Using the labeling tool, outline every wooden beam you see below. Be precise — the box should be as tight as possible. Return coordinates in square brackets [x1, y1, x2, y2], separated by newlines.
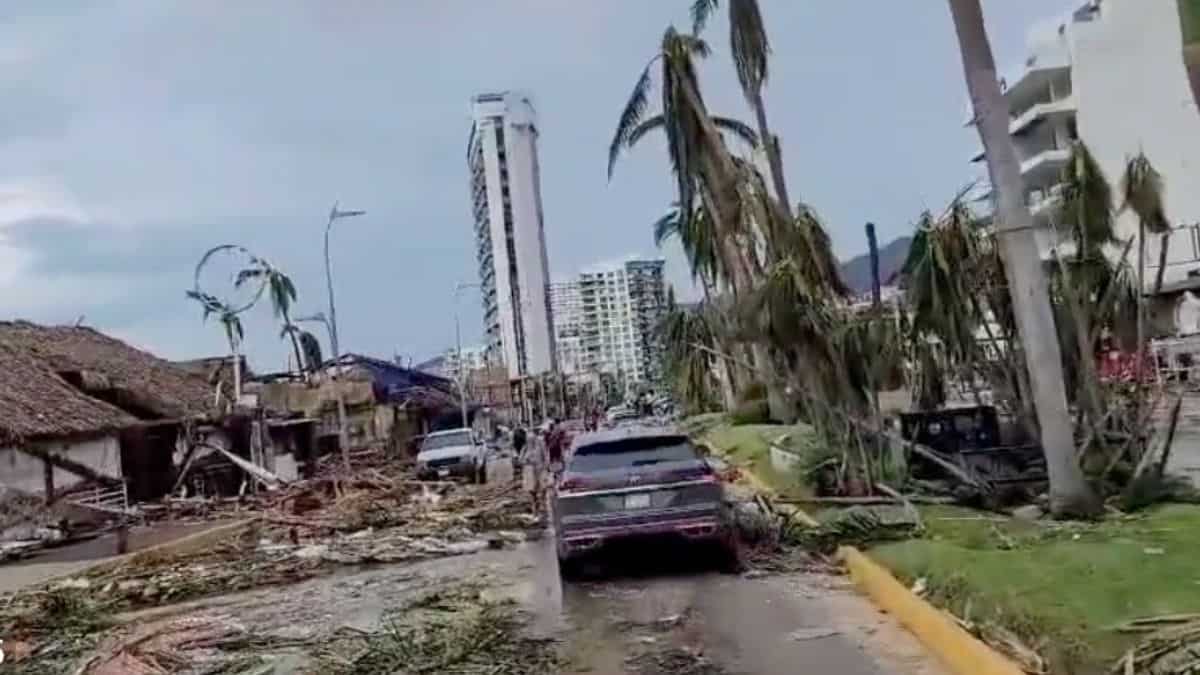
[17, 444, 122, 489]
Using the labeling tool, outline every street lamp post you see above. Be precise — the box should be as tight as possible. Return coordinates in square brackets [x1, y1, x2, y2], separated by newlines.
[318, 201, 365, 471]
[453, 282, 481, 430]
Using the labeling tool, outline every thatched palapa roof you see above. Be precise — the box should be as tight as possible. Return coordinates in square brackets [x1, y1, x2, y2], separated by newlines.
[0, 321, 217, 432]
[0, 341, 137, 445]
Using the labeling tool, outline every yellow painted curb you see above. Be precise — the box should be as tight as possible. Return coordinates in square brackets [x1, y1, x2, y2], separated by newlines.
[838, 546, 1024, 675]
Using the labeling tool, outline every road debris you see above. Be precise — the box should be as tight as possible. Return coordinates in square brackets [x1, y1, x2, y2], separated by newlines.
[0, 456, 540, 673]
[787, 626, 841, 641]
[625, 646, 727, 675]
[314, 582, 560, 675]
[1115, 614, 1200, 674]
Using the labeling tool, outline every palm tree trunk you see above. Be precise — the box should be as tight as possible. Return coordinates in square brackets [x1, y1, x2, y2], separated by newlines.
[1181, 0, 1200, 112]
[281, 309, 306, 375]
[948, 0, 1101, 518]
[679, 75, 797, 421]
[1155, 231, 1171, 293]
[751, 91, 792, 216]
[1137, 223, 1147, 382]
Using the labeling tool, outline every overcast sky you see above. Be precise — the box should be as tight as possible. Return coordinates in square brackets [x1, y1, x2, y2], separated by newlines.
[0, 0, 1077, 372]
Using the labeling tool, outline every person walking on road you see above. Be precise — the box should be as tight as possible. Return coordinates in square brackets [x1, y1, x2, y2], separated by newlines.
[510, 426, 527, 478]
[519, 428, 548, 517]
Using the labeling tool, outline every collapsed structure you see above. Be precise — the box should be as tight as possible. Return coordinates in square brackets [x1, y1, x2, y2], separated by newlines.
[0, 322, 464, 541]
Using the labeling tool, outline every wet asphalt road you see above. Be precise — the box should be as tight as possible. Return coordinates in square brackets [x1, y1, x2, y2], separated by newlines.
[481, 459, 946, 675]
[536, 538, 946, 675]
[98, 459, 945, 674]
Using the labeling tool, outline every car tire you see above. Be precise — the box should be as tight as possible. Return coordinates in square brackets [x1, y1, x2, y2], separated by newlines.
[714, 533, 744, 574]
[558, 554, 582, 581]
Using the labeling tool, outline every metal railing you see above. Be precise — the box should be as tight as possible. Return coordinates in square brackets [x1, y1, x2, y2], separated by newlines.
[67, 482, 129, 515]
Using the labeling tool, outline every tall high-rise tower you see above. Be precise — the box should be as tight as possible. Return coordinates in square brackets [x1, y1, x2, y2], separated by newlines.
[467, 91, 556, 379]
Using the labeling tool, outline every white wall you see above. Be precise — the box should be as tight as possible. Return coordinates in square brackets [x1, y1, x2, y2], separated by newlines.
[0, 435, 122, 495]
[1069, 0, 1200, 285]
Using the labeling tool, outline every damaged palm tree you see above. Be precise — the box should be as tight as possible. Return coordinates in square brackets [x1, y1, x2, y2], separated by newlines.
[947, 0, 1101, 518]
[609, 24, 797, 420]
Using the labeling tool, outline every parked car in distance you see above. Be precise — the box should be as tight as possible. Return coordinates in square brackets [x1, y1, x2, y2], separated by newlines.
[604, 405, 639, 425]
[552, 427, 735, 577]
[416, 428, 488, 483]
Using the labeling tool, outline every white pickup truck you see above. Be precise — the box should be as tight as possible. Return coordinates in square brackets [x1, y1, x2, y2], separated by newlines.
[415, 428, 489, 483]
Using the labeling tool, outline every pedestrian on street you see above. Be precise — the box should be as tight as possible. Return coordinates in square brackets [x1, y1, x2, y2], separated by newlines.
[546, 418, 568, 479]
[520, 431, 548, 517]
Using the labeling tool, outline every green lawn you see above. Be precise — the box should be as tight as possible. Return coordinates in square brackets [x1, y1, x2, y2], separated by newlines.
[871, 504, 1200, 672]
[691, 418, 816, 499]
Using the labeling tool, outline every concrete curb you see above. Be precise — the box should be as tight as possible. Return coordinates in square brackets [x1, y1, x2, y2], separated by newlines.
[699, 427, 1024, 675]
[838, 546, 1024, 675]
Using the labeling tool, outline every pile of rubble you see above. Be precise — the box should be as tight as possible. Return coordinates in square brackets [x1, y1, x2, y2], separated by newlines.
[0, 456, 539, 673]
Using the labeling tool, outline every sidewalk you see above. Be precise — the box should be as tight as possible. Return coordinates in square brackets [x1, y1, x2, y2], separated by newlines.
[0, 521, 231, 594]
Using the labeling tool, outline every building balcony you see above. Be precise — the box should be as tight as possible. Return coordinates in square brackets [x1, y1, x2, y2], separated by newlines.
[1010, 96, 1077, 136]
[968, 97, 1077, 164]
[1001, 59, 1070, 115]
[1029, 184, 1065, 222]
[1020, 147, 1070, 185]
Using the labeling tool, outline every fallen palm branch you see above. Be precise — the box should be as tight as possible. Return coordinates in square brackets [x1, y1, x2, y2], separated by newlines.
[1114, 614, 1200, 674]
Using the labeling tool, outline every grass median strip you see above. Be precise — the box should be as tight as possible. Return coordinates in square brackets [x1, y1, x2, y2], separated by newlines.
[869, 504, 1200, 671]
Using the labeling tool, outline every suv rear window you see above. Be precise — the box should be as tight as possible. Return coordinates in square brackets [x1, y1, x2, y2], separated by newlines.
[569, 436, 697, 472]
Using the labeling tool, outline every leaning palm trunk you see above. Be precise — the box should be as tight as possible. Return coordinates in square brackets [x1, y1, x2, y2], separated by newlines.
[1155, 231, 1171, 293]
[1181, 0, 1200, 113]
[679, 70, 792, 417]
[751, 91, 791, 216]
[281, 311, 306, 375]
[948, 0, 1101, 517]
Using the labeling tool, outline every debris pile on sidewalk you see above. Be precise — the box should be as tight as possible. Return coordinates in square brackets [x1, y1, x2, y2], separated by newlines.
[0, 457, 541, 672]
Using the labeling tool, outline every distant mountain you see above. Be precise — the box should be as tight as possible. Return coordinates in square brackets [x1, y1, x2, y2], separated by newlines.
[838, 235, 913, 295]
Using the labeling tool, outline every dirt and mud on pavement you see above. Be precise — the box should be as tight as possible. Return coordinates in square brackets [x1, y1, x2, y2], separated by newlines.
[0, 451, 947, 674]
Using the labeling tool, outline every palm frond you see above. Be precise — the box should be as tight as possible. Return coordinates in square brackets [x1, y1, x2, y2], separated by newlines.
[691, 0, 720, 34]
[652, 208, 682, 248]
[628, 114, 758, 150]
[235, 268, 265, 288]
[608, 60, 657, 179]
[1121, 151, 1170, 234]
[711, 116, 759, 146]
[728, 0, 770, 96]
[1058, 140, 1115, 257]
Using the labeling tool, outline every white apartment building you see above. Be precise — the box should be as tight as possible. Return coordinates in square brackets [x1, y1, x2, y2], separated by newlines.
[549, 280, 584, 375]
[975, 0, 1200, 287]
[577, 257, 668, 384]
[468, 91, 557, 380]
[442, 344, 488, 382]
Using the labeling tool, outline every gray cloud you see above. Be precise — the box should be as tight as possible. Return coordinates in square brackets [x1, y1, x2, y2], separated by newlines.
[0, 0, 1078, 371]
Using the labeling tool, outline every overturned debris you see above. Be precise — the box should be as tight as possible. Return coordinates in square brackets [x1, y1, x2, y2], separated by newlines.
[0, 459, 540, 672]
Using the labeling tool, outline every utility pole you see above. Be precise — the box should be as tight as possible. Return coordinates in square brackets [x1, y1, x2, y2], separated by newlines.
[866, 222, 882, 307]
